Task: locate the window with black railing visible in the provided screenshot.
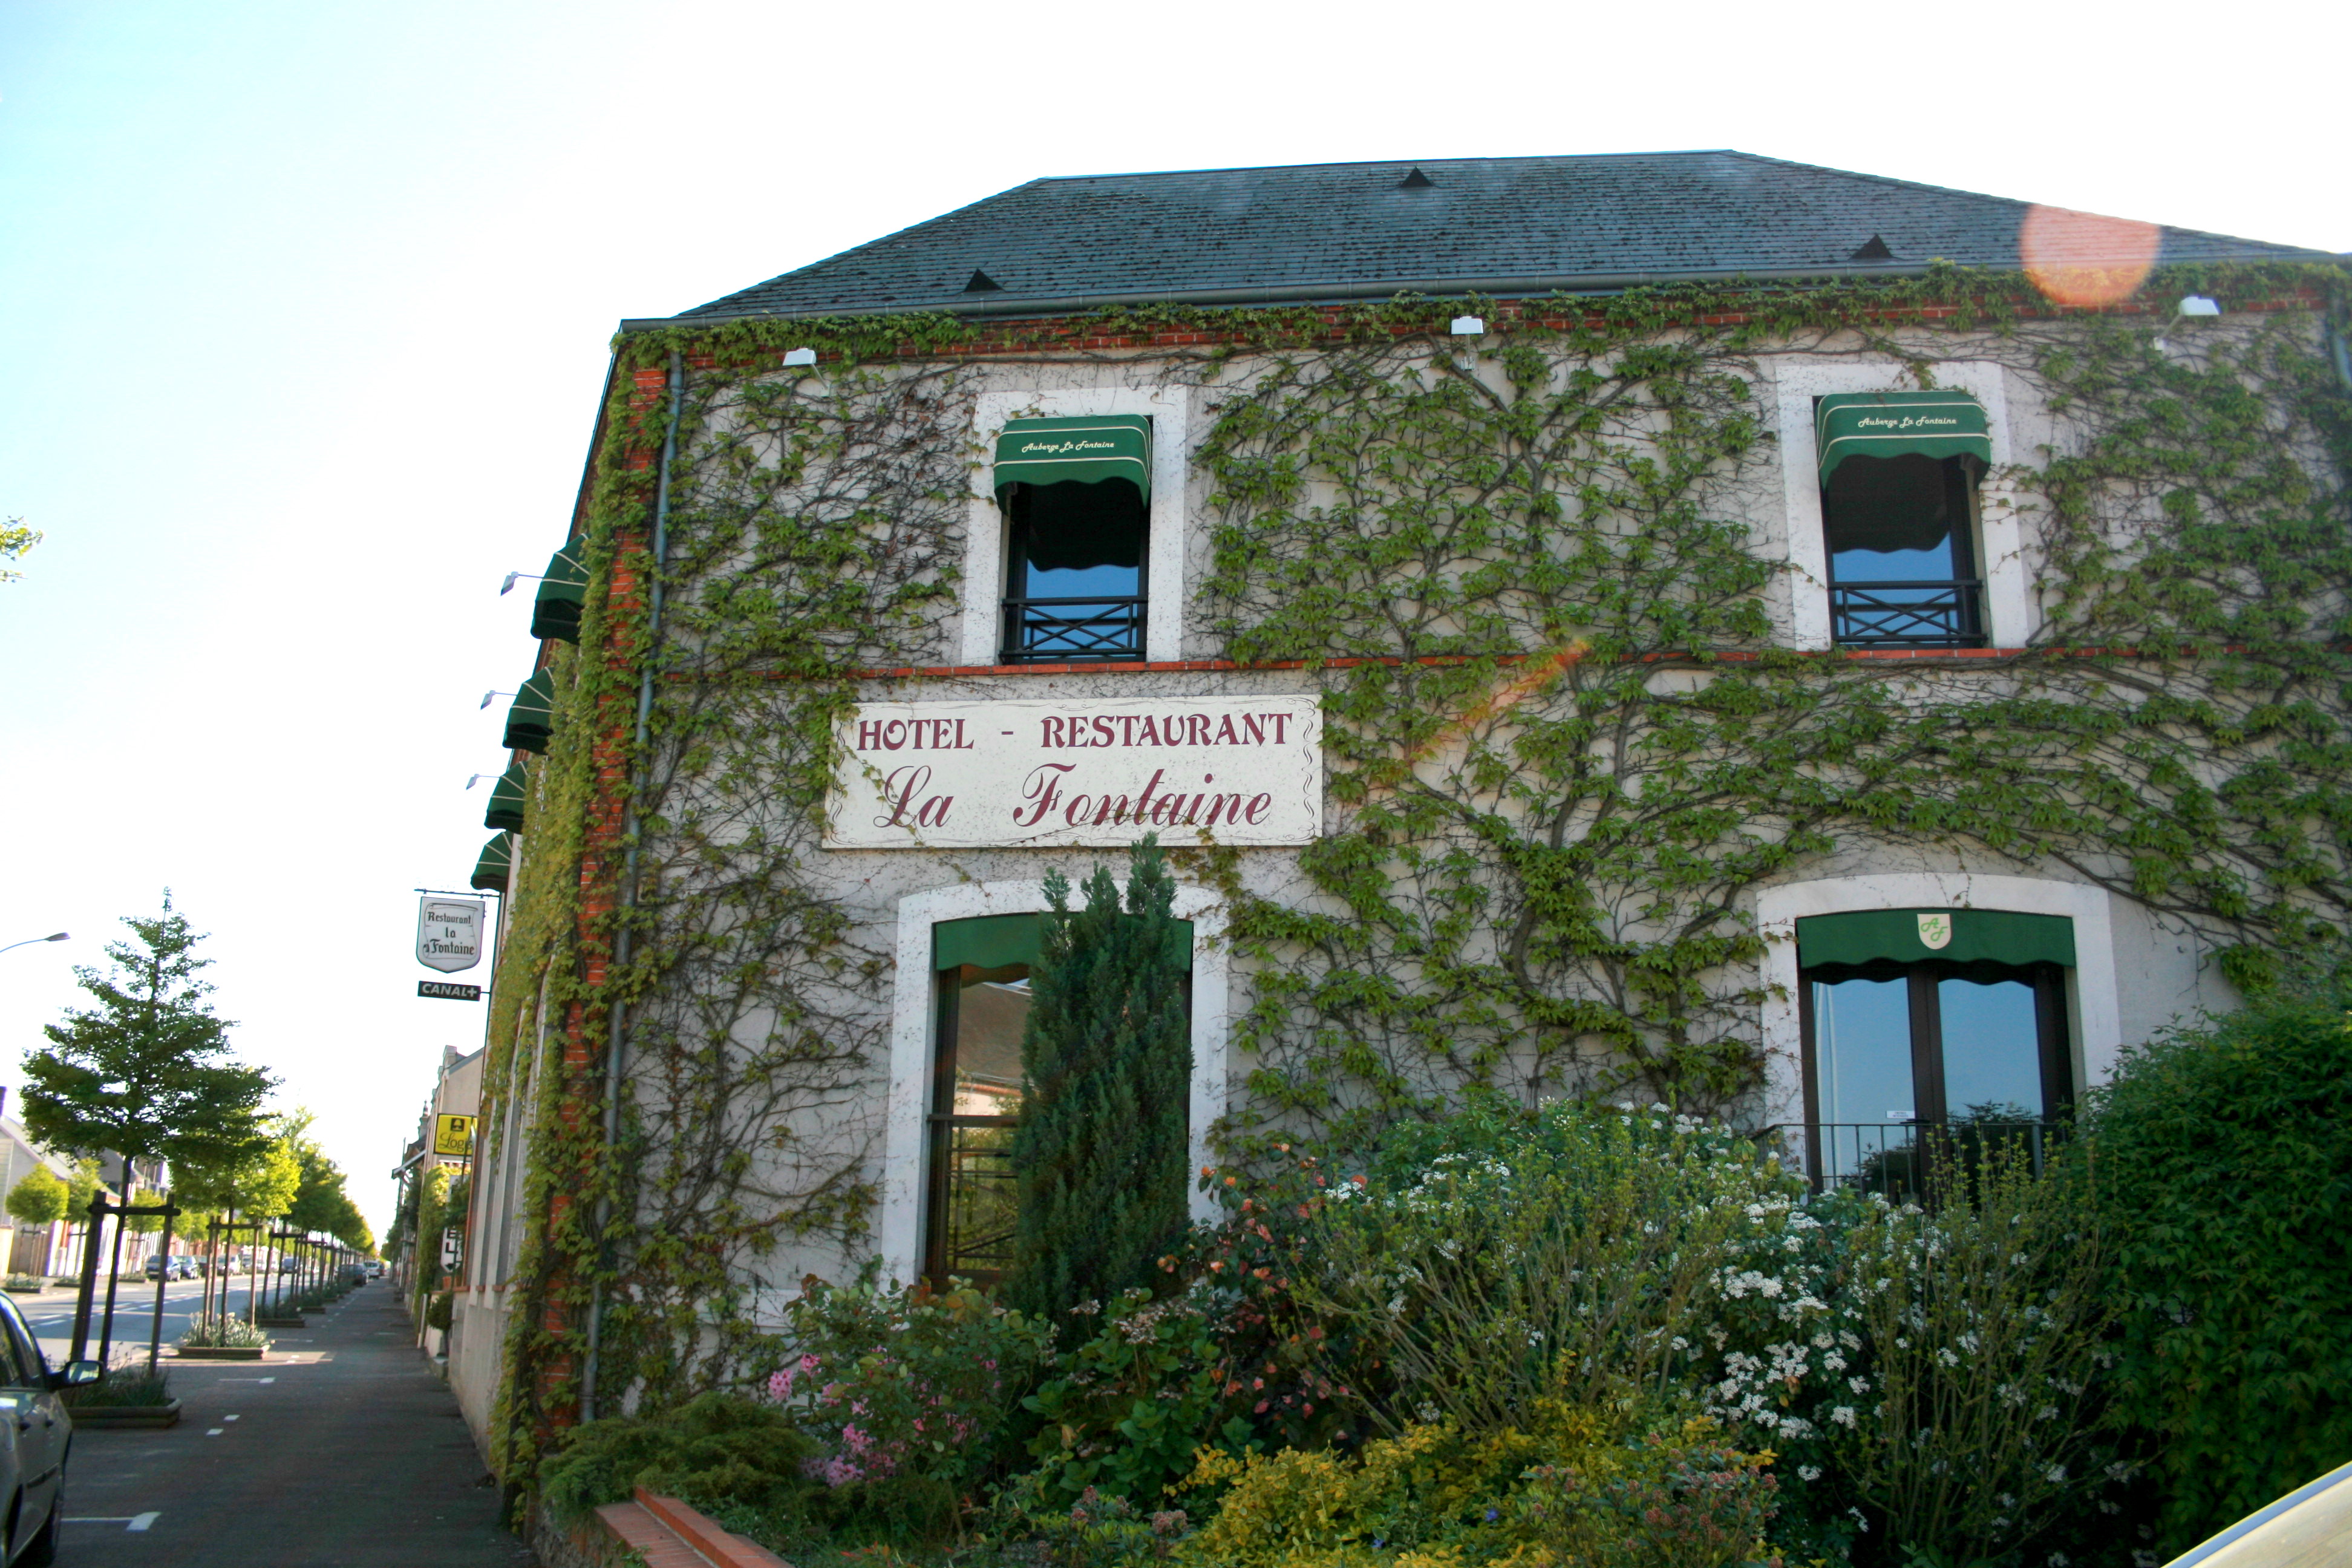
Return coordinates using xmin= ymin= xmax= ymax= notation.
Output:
xmin=1821 ymin=452 xmax=1987 ymax=648
xmin=999 ymin=479 xmax=1147 ymax=663
xmin=1797 ymin=955 xmax=2071 ymax=1195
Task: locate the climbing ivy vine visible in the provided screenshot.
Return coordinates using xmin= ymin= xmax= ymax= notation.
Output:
xmin=478 ymin=263 xmax=2351 ymax=1481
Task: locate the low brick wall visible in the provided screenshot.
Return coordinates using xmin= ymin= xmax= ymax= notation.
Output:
xmin=529 ymin=1489 xmax=792 ymax=1568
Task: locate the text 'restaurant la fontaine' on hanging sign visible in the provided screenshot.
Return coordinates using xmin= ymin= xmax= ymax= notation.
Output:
xmin=825 ymin=696 xmax=1322 ymax=849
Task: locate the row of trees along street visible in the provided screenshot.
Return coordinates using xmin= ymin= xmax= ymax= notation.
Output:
xmin=8 ymin=895 xmax=375 ymax=1371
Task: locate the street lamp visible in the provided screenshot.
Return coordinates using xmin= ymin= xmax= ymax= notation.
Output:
xmin=0 ymin=932 xmax=67 ymax=956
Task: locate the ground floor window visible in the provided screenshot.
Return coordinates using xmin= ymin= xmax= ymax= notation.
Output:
xmin=922 ymin=913 xmax=1190 ymax=1287
xmin=1796 ymin=909 xmax=2074 ymax=1193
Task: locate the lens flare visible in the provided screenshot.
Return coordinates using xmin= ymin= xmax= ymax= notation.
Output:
xmin=2017 ymin=205 xmax=2161 ymax=309
xmin=1404 ymin=639 xmax=1591 ymax=768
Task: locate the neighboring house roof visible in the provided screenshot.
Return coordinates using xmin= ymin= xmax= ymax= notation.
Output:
xmin=659 ymin=151 xmax=2332 ymax=324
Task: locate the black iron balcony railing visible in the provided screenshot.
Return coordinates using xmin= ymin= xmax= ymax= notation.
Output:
xmin=1765 ymin=1118 xmax=2068 ymax=1203
xmin=1001 ymin=595 xmax=1147 ymax=662
xmin=1829 ymin=580 xmax=1987 ymax=647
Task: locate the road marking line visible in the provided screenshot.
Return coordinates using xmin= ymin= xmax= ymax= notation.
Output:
xmin=206 ymin=1427 xmax=223 ymax=1436
xmin=224 ymin=1413 xmax=240 ymax=1420
xmin=131 ymin=1512 xmax=159 ymax=1532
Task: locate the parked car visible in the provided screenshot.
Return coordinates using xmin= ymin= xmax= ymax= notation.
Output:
xmin=142 ymin=1254 xmax=197 ymax=1281
xmin=278 ymin=1258 xmax=299 ymax=1275
xmin=365 ymin=1258 xmax=384 ymax=1278
xmin=341 ymin=1263 xmax=368 ymax=1286
xmin=0 ymin=1290 xmax=100 ymax=1564
xmin=2162 ymin=1457 xmax=2352 ymax=1565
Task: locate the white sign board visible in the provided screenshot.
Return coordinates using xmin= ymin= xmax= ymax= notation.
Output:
xmin=440 ymin=1224 xmax=464 ymax=1272
xmin=416 ymin=897 xmax=486 ymax=974
xmin=826 ymin=696 xmax=1322 ymax=849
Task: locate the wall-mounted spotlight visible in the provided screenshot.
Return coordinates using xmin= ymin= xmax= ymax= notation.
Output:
xmin=500 ymin=570 xmax=544 ymax=596
xmin=480 ymin=690 xmax=515 ymax=710
xmin=782 ymin=347 xmax=818 ymax=367
xmin=1449 ymin=316 xmax=1485 ymax=336
xmin=2154 ymin=295 xmax=2223 ymax=353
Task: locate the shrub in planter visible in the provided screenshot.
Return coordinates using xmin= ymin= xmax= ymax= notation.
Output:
xmin=179 ymin=1313 xmax=269 ymax=1350
xmin=426 ymin=1290 xmax=453 ymax=1331
xmin=541 ymin=1392 xmax=817 ymax=1523
xmin=63 ymin=1366 xmax=172 ymax=1410
xmin=2090 ymin=991 xmax=2352 ymax=1553
xmin=765 ymin=1273 xmax=1051 ymax=1535
xmin=2 ymin=1275 xmax=42 ymax=1292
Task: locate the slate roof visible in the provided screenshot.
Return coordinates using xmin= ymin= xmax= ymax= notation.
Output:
xmin=653 ymin=151 xmax=2331 ymax=325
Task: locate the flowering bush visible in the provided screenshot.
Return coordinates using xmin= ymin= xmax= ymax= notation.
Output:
xmin=1829 ymin=1160 xmax=2115 ymax=1560
xmin=766 ymin=1273 xmax=1051 ymax=1530
xmin=1298 ymin=1099 xmax=1809 ymax=1434
xmin=1018 ymin=1286 xmax=1260 ymax=1508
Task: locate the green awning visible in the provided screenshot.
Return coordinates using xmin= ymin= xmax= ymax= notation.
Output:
xmin=1797 ymin=909 xmax=2074 ymax=969
xmin=993 ymin=415 xmax=1152 ymax=501
xmin=470 ymin=832 xmax=513 ymax=894
xmin=532 ymin=537 xmax=589 ymax=643
xmin=483 ymin=761 xmax=529 ymax=833
xmin=933 ymin=912 xmax=1193 ymax=973
xmin=501 ymin=668 xmax=557 ymax=754
xmin=1815 ymin=391 xmax=1991 ymax=483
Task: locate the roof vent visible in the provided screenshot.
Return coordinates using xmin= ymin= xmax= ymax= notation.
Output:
xmin=1851 ymin=234 xmax=1896 ymax=261
xmin=1397 ymin=168 xmax=1434 ymax=189
xmin=964 ymin=269 xmax=1004 ymax=293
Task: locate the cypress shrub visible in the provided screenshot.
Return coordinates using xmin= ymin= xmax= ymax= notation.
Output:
xmin=1008 ymin=836 xmax=1192 ymax=1336
xmin=2089 ymin=991 xmax=2352 ymax=1552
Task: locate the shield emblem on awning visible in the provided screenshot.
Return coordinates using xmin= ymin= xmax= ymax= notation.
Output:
xmin=1917 ymin=912 xmax=1953 ymax=950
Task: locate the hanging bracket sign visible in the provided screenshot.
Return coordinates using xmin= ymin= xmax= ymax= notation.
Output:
xmin=826 ymin=696 xmax=1322 ymax=849
xmin=416 ymin=896 xmax=485 ymax=973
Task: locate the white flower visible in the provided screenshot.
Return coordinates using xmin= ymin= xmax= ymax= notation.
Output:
xmin=2045 ymin=1463 xmax=2068 ymax=1484
xmin=1831 ymin=1405 xmax=1858 ymax=1428
xmin=1848 ymin=1376 xmax=1870 ymax=1394
xmin=1824 ymin=1353 xmax=1849 ymax=1372
xmin=1798 ymin=1465 xmax=1822 ymax=1481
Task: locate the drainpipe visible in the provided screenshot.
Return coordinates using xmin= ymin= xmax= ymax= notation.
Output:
xmin=577 ymin=349 xmax=682 ymax=1423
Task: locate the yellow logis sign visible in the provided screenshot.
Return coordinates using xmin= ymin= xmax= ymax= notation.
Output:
xmin=433 ymin=1114 xmax=477 ymax=1157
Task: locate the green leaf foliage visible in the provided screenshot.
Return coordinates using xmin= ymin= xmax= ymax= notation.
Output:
xmin=21 ymin=893 xmax=273 ymax=1169
xmin=2089 ymin=991 xmax=2352 ymax=1552
xmin=1010 ymin=837 xmax=1195 ymax=1335
xmin=2 ymin=1165 xmax=68 ymax=1229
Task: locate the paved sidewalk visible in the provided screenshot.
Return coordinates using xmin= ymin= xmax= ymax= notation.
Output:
xmin=57 ymin=1285 xmax=535 ymax=1567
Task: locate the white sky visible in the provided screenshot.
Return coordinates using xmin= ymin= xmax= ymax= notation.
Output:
xmin=2 ymin=0 xmax=2344 ymax=1239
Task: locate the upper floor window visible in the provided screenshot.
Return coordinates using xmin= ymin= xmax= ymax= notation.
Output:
xmin=993 ymin=416 xmax=1152 ymax=663
xmin=1814 ymin=393 xmax=1993 ymax=648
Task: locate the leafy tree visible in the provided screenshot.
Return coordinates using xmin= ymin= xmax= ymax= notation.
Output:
xmin=62 ymin=1158 xmax=99 ymax=1218
xmin=21 ymin=894 xmax=273 ymax=1175
xmin=3 ymin=1166 xmax=68 ymax=1229
xmin=0 ymin=515 xmax=38 ymax=586
xmin=172 ymin=1133 xmax=301 ymax=1221
xmin=1008 ymin=837 xmax=1192 ymax=1334
xmin=2091 ymin=990 xmax=2352 ymax=1552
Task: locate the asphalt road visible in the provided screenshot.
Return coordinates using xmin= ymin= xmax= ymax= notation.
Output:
xmin=19 ymin=1276 xmax=238 ymax=1367
xmin=53 ymin=1284 xmax=535 ymax=1567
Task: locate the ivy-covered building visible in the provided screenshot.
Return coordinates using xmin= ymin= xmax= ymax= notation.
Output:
xmin=442 ymin=152 xmax=2350 ymax=1463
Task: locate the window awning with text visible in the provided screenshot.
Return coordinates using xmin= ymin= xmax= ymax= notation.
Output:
xmin=1815 ymin=391 xmax=1992 ymax=483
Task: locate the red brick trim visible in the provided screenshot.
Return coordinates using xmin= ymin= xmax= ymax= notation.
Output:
xmin=659 ymin=644 xmax=2278 ymax=685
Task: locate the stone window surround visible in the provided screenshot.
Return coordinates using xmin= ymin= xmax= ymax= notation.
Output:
xmin=959 ymin=389 xmax=1192 ymax=667
xmin=1751 ymin=872 xmax=2122 ymax=1138
xmin=1770 ymin=359 xmax=2029 ymax=650
xmin=880 ymin=878 xmax=1230 ymax=1285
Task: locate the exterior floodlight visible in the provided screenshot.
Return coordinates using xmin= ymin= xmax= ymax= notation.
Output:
xmin=480 ymin=690 xmax=515 ymax=710
xmin=1449 ymin=316 xmax=1485 ymax=336
xmin=782 ymin=347 xmax=818 ymax=367
xmin=2178 ymin=295 xmax=2222 ymax=318
xmin=501 ymin=570 xmax=544 ymax=596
